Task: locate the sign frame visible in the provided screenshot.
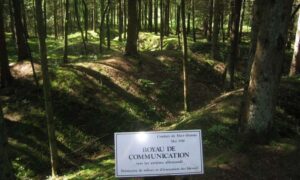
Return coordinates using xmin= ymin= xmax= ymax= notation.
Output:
xmin=114 ymin=129 xmax=204 ymax=178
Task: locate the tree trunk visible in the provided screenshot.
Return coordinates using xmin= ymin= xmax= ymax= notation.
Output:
xmin=207 ymin=0 xmax=213 ymax=41
xmin=0 ymin=102 xmax=15 ymax=180
xmin=12 ymin=0 xmax=32 ymax=62
xmin=106 ymin=0 xmax=111 ymax=50
xmin=148 ymin=0 xmax=153 ymax=32
xmin=0 ymin=0 xmax=13 ymax=88
xmin=21 ymin=0 xmax=29 ymax=38
xmin=125 ymin=0 xmax=138 ymax=56
xmin=164 ymin=0 xmax=170 ymax=36
xmin=192 ymin=0 xmax=196 ymax=42
xmin=290 ymin=11 xmax=300 ymax=76
xmin=176 ymin=4 xmax=180 ymax=35
xmin=43 ymin=0 xmax=47 ymax=36
xmin=211 ymin=0 xmax=221 ymax=59
xmin=118 ymin=0 xmax=123 ymax=41
xmin=240 ymin=0 xmax=293 ymax=140
xmin=239 ymin=0 xmax=246 ymax=42
xmin=181 ymin=0 xmax=189 ymax=112
xmin=63 ymin=0 xmax=70 ymax=63
xmin=74 ymin=0 xmax=87 ymax=55
xmin=160 ymin=0 xmax=164 ymax=50
xmin=82 ymin=0 xmax=88 ymax=42
xmin=154 ymin=0 xmax=158 ymax=34
xmin=8 ymin=0 xmax=16 ymax=41
xmin=35 ymin=0 xmax=59 ymax=176
xmin=224 ymin=0 xmax=242 ymax=90
xmin=53 ymin=0 xmax=58 ymax=38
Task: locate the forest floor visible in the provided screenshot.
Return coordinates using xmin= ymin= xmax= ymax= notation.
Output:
xmin=1 ymin=31 xmax=300 ymax=179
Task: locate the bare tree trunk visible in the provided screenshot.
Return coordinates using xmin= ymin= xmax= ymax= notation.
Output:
xmin=63 ymin=0 xmax=70 ymax=63
xmin=239 ymin=0 xmax=246 ymax=42
xmin=12 ymin=0 xmax=32 ymax=62
xmin=192 ymin=0 xmax=196 ymax=42
xmin=240 ymin=0 xmax=293 ymax=140
xmin=290 ymin=11 xmax=300 ymax=76
xmin=125 ymin=0 xmax=138 ymax=56
xmin=154 ymin=0 xmax=158 ymax=34
xmin=148 ymin=0 xmax=153 ymax=32
xmin=74 ymin=0 xmax=87 ymax=55
xmin=211 ymin=0 xmax=221 ymax=59
xmin=53 ymin=0 xmax=58 ymax=39
xmin=106 ymin=0 xmax=111 ymax=50
xmin=119 ymin=0 xmax=123 ymax=41
xmin=0 ymin=0 xmax=13 ymax=88
xmin=224 ymin=0 xmax=242 ymax=90
xmin=208 ymin=0 xmax=213 ymax=41
xmin=164 ymin=0 xmax=170 ymax=36
xmin=82 ymin=0 xmax=88 ymax=42
xmin=160 ymin=0 xmax=164 ymax=50
xmin=181 ymin=0 xmax=189 ymax=112
xmin=35 ymin=0 xmax=59 ymax=176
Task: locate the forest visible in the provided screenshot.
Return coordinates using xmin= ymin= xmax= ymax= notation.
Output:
xmin=0 ymin=0 xmax=300 ymax=179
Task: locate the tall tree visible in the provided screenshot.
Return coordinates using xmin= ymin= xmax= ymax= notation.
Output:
xmin=118 ymin=0 xmax=123 ymax=41
xmin=211 ymin=0 xmax=221 ymax=59
xmin=160 ymin=0 xmax=164 ymax=50
xmin=148 ymin=0 xmax=153 ymax=31
xmin=53 ymin=0 xmax=58 ymax=38
xmin=0 ymin=0 xmax=13 ymax=87
xmin=125 ymin=0 xmax=138 ymax=55
xmin=63 ymin=0 xmax=70 ymax=63
xmin=12 ymin=0 xmax=32 ymax=61
xmin=290 ymin=11 xmax=300 ymax=76
xmin=224 ymin=0 xmax=242 ymax=90
xmin=35 ymin=0 xmax=59 ymax=177
xmin=74 ymin=0 xmax=87 ymax=55
xmin=0 ymin=102 xmax=15 ymax=180
xmin=207 ymin=0 xmax=214 ymax=41
xmin=240 ymin=0 xmax=293 ymax=140
xmin=154 ymin=0 xmax=158 ymax=34
xmin=164 ymin=0 xmax=170 ymax=35
xmin=106 ymin=0 xmax=111 ymax=50
xmin=192 ymin=0 xmax=196 ymax=42
xmin=181 ymin=0 xmax=189 ymax=112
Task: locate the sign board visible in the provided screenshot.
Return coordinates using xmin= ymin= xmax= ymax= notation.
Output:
xmin=114 ymin=130 xmax=204 ymax=178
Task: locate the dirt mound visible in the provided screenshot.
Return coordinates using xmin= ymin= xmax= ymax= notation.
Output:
xmin=11 ymin=61 xmax=41 ymax=79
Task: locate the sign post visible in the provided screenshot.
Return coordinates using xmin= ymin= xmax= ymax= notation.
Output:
xmin=114 ymin=130 xmax=204 ymax=178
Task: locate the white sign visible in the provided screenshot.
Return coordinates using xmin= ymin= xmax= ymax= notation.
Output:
xmin=114 ymin=130 xmax=204 ymax=178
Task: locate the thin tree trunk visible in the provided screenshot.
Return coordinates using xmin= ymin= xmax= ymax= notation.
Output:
xmin=239 ymin=0 xmax=245 ymax=42
xmin=74 ymin=0 xmax=87 ymax=55
xmin=106 ymin=0 xmax=111 ymax=50
xmin=290 ymin=11 xmax=300 ymax=76
xmin=124 ymin=0 xmax=127 ymax=39
xmin=192 ymin=0 xmax=196 ymax=42
xmin=119 ymin=0 xmax=123 ymax=41
xmin=181 ymin=0 xmax=189 ymax=112
xmin=154 ymin=0 xmax=158 ymax=34
xmin=99 ymin=1 xmax=108 ymax=52
xmin=21 ymin=0 xmax=29 ymax=38
xmin=82 ymin=0 xmax=88 ymax=41
xmin=8 ymin=0 xmax=16 ymax=41
xmin=224 ymin=0 xmax=242 ymax=90
xmin=53 ymin=0 xmax=58 ymax=38
xmin=35 ymin=0 xmax=59 ymax=176
xmin=164 ymin=0 xmax=170 ymax=36
xmin=148 ymin=0 xmax=153 ymax=32
xmin=211 ymin=0 xmax=221 ymax=59
xmin=160 ymin=0 xmax=164 ymax=50
xmin=0 ymin=0 xmax=13 ymax=87
xmin=208 ymin=0 xmax=213 ymax=41
xmin=63 ymin=0 xmax=70 ymax=63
